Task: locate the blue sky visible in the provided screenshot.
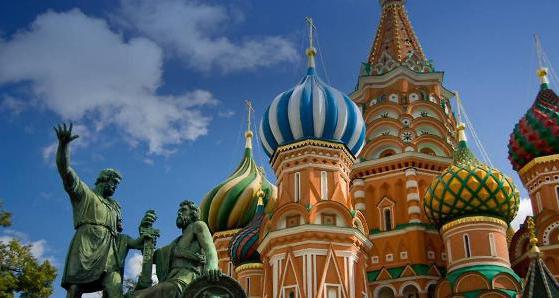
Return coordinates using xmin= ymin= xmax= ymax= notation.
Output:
xmin=1 ymin=1 xmax=558 ymax=296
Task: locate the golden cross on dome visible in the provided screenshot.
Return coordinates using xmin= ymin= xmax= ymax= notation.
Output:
xmin=244 ymin=99 xmax=254 ymax=132
xmin=305 ymin=17 xmax=316 ymax=49
xmin=305 ymin=17 xmax=317 ymax=68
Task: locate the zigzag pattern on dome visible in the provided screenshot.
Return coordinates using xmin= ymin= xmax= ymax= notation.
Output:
xmin=508 ymin=78 xmax=559 ymax=171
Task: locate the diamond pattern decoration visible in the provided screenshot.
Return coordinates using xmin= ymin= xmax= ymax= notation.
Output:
xmin=424 ymin=141 xmax=520 ymax=227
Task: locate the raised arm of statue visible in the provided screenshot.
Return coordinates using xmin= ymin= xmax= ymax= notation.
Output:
xmin=54 ymin=123 xmax=82 ymax=201
xmin=193 ymin=221 xmax=221 ymax=281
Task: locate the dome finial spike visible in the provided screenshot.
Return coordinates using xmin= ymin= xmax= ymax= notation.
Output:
xmin=305 ymin=17 xmax=317 ymax=69
xmin=244 ymin=99 xmax=254 ymax=148
xmin=534 ymin=34 xmax=550 ymax=90
xmin=457 ymin=122 xmax=467 ymax=142
xmin=527 ymin=216 xmax=542 ymax=258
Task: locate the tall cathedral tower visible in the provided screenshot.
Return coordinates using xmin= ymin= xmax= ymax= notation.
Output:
xmin=508 ymin=66 xmax=559 ymax=277
xmin=257 ymin=18 xmax=372 ymax=298
xmin=349 ymin=0 xmax=457 ymax=295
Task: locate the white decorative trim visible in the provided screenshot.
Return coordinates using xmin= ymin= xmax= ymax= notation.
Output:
xmin=405 ymin=168 xmax=417 ymax=176
xmin=258 ymin=225 xmax=373 ymax=253
xmin=400 ymin=251 xmax=408 ymax=260
xmin=406 ymin=180 xmax=418 ymax=188
xmin=408 ymin=206 xmax=421 ymax=214
xmin=543 ymin=221 xmax=559 ymax=245
xmin=353 ymin=179 xmax=365 ymax=186
xmin=398 ymin=281 xmax=423 ymax=295
xmin=354 ymin=190 xmax=365 ymax=198
xmin=407 ymin=193 xmax=420 ymax=201
xmin=355 ymin=203 xmax=366 ymax=211
xmin=409 ymin=219 xmax=422 ymax=223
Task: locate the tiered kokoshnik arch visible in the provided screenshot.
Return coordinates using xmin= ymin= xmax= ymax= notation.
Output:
xmin=349 ymin=0 xmax=457 ymax=296
xmin=425 ymin=124 xmax=522 ymax=297
xmin=508 ymin=66 xmax=559 ymax=279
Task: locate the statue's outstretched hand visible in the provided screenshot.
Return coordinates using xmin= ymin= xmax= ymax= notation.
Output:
xmin=54 ymin=123 xmax=79 ymax=145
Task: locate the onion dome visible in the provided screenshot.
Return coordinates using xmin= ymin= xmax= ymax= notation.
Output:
xmin=424 ymin=124 xmax=520 ymax=227
xmin=200 ymin=118 xmax=278 ymax=233
xmin=523 ymin=217 xmax=559 ymax=298
xmin=508 ymin=68 xmax=559 ymax=171
xmin=259 ymin=25 xmax=365 ymax=158
xmin=229 ymin=191 xmax=266 ymax=266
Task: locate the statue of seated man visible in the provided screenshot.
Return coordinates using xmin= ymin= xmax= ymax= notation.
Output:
xmin=133 ymin=200 xmax=221 ymax=298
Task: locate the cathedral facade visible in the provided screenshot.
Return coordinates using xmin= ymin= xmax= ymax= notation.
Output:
xmin=200 ymin=0 xmax=559 ymax=297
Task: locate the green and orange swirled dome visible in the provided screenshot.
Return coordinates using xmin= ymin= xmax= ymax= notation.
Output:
xmin=200 ymin=130 xmax=277 ymax=233
xmin=508 ymin=68 xmax=559 ymax=171
xmin=424 ymin=124 xmax=520 ymax=227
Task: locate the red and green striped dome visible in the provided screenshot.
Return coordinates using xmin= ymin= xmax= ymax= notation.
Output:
xmin=229 ymin=194 xmax=265 ymax=266
xmin=508 ymin=84 xmax=559 ymax=171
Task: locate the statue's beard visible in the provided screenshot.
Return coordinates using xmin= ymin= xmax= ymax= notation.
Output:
xmin=176 ymin=215 xmax=192 ymax=229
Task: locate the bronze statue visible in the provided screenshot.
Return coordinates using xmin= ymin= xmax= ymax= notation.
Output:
xmin=55 ymin=123 xmax=156 ymax=298
xmin=132 ymin=200 xmax=221 ymax=298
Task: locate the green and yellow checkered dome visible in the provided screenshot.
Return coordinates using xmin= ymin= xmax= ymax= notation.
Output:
xmin=424 ymin=124 xmax=520 ymax=227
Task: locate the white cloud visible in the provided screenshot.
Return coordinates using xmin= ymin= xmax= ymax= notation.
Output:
xmin=510 ymin=198 xmax=533 ymax=230
xmin=0 ymin=230 xmax=51 ymax=261
xmin=116 ymin=0 xmax=298 ymax=72
xmin=126 ymin=252 xmax=144 ymax=279
xmin=0 ymin=9 xmax=217 ymax=155
xmin=0 ymin=96 xmax=26 ymax=115
xmin=218 ymin=110 xmax=236 ymax=118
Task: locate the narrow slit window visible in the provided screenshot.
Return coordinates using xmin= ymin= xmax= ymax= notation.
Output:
xmin=294 ymin=172 xmax=301 ymax=202
xmin=556 ymin=186 xmax=559 ymax=209
xmin=384 ymin=208 xmax=393 ymax=231
xmin=489 ymin=233 xmax=497 ymax=256
xmin=464 ymin=234 xmax=471 ymax=258
xmin=246 ymin=278 xmax=250 ymax=296
xmin=536 ymin=192 xmax=543 ymax=213
xmin=321 ymin=171 xmax=328 ymax=200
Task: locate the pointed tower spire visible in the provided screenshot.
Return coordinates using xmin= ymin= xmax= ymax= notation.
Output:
xmin=368 ymin=0 xmax=431 ymax=74
xmin=522 ymin=217 xmax=559 ymax=297
xmin=244 ymin=99 xmax=254 ymax=149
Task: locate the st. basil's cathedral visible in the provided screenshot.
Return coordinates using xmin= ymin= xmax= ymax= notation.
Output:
xmin=199 ymin=0 xmax=559 ymax=297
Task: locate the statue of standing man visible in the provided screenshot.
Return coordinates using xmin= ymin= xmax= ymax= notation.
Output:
xmin=55 ymin=123 xmax=156 ymax=298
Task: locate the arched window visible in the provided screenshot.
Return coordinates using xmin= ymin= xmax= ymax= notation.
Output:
xmin=294 ymin=172 xmax=301 ymax=202
xmin=320 ymin=171 xmax=328 ymax=200
xmin=420 ymin=147 xmax=436 ymax=156
xmin=378 ymin=287 xmax=395 ymax=298
xmin=402 ymin=285 xmax=419 ymax=298
xmin=464 ymin=234 xmax=471 ymax=258
xmin=380 ymin=149 xmax=396 ymax=158
xmin=427 ymin=284 xmax=436 ymax=298
xmin=384 ymin=208 xmax=393 ymax=231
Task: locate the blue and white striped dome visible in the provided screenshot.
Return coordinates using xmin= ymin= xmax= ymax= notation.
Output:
xmin=259 ymin=67 xmax=366 ymax=157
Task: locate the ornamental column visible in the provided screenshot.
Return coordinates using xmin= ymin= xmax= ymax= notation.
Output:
xmin=405 ymin=168 xmax=421 ymax=223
